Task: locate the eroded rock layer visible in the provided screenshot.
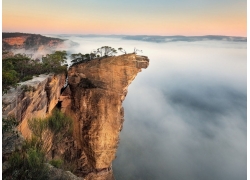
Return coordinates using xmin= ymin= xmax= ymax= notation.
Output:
xmin=2 ymin=33 xmax=64 ymax=51
xmin=2 ymin=74 xmax=66 ymax=138
xmin=62 ymin=54 xmax=149 ymax=177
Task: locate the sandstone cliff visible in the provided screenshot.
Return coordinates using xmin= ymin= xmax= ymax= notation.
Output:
xmin=2 ymin=74 xmax=66 ymax=138
xmin=2 ymin=32 xmax=64 ymax=52
xmin=2 ymin=33 xmax=69 ymax=58
xmin=60 ymin=53 xmax=149 ymax=178
xmin=2 ymin=53 xmax=149 ymax=179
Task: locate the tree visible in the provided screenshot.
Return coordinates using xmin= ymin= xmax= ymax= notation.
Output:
xmin=134 ymin=47 xmax=143 ymax=54
xmin=71 ymin=53 xmax=86 ymax=62
xmin=42 ymin=51 xmax=67 ymax=73
xmin=96 ymin=46 xmax=117 ymax=57
xmin=118 ymin=47 xmax=126 ymax=54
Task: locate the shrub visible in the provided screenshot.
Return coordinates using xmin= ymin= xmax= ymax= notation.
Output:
xmin=28 ymin=118 xmax=48 ymax=139
xmin=47 ymin=109 xmax=73 ymax=136
xmin=21 ymin=85 xmax=35 ymax=92
xmin=49 ymin=158 xmax=63 ymax=168
xmin=21 ymin=75 xmax=33 ymax=82
xmin=3 ymin=138 xmax=49 ymax=180
xmin=22 ymin=136 xmax=42 ymax=152
xmin=2 ymin=116 xmax=18 ymax=134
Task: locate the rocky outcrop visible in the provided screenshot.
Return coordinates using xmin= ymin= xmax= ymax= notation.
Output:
xmin=61 ymin=54 xmax=149 ymax=178
xmin=2 ymin=33 xmax=64 ymax=52
xmin=2 ymin=74 xmax=66 ymax=138
xmin=46 ymin=163 xmax=83 ymax=180
xmin=2 ymin=53 xmax=149 ymax=179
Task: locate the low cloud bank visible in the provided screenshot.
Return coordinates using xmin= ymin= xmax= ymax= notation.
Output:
xmin=36 ymin=35 xmax=247 ymax=180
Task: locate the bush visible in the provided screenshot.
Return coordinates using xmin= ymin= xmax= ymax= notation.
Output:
xmin=28 ymin=118 xmax=48 ymax=138
xmin=49 ymin=159 xmax=63 ymax=168
xmin=47 ymin=109 xmax=73 ymax=135
xmin=21 ymin=85 xmax=35 ymax=92
xmin=3 ymin=138 xmax=49 ymax=180
xmin=2 ymin=51 xmax=68 ymax=93
xmin=21 ymin=75 xmax=33 ymax=82
xmin=2 ymin=116 xmax=18 ymax=134
xmin=22 ymin=136 xmax=42 ymax=152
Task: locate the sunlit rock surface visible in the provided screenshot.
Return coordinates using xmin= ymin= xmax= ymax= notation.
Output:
xmin=2 ymin=74 xmax=66 ymax=138
xmin=61 ymin=53 xmax=149 ymax=178
xmin=2 ymin=33 xmax=64 ymax=52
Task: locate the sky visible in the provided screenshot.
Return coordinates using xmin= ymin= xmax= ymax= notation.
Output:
xmin=2 ymin=0 xmax=247 ymax=36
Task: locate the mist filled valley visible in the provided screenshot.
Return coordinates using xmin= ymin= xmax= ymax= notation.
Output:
xmin=49 ymin=35 xmax=246 ymax=180
xmin=2 ymin=0 xmax=247 ymax=179
xmin=3 ymin=34 xmax=246 ymax=180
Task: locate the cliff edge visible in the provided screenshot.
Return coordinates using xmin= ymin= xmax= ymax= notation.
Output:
xmin=2 ymin=74 xmax=66 ymax=138
xmin=61 ymin=53 xmax=149 ymax=178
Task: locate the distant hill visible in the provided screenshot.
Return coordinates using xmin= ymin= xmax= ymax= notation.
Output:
xmin=2 ymin=32 xmax=65 ymax=51
xmin=122 ymin=35 xmax=247 ymax=43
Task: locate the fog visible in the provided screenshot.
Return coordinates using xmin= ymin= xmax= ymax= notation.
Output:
xmin=46 ymin=35 xmax=247 ymax=180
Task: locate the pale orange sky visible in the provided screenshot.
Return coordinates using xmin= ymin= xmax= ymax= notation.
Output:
xmin=2 ymin=0 xmax=247 ymax=36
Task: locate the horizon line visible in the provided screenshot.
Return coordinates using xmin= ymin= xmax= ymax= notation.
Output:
xmin=2 ymin=32 xmax=247 ymax=38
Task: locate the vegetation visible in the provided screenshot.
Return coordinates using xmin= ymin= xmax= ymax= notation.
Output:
xmin=3 ymin=109 xmax=74 ymax=180
xmin=42 ymin=51 xmax=67 ymax=73
xmin=3 ymin=137 xmax=49 ymax=180
xmin=27 ymin=109 xmax=73 ymax=146
xmin=2 ymin=51 xmax=67 ymax=94
xmin=47 ymin=109 xmax=73 ymax=136
xmin=28 ymin=118 xmax=48 ymax=140
xmin=49 ymin=159 xmax=63 ymax=168
xmin=118 ymin=47 xmax=126 ymax=54
xmin=70 ymin=46 xmax=119 ymax=65
xmin=2 ymin=116 xmax=18 ymax=134
xmin=96 ymin=46 xmax=117 ymax=57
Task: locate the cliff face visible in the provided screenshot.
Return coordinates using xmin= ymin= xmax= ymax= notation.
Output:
xmin=2 ymin=33 xmax=64 ymax=52
xmin=2 ymin=74 xmax=66 ymax=138
xmin=61 ymin=54 xmax=149 ymax=177
xmin=2 ymin=53 xmax=149 ymax=179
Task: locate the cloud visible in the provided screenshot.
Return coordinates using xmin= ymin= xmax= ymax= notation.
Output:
xmin=122 ymin=35 xmax=247 ymax=43
xmin=14 ymin=35 xmax=246 ymax=180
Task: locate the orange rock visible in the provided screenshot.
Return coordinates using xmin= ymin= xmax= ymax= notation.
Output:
xmin=62 ymin=53 xmax=149 ymax=176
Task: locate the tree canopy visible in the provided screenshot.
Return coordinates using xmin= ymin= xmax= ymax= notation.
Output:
xmin=2 ymin=51 xmax=68 ymax=93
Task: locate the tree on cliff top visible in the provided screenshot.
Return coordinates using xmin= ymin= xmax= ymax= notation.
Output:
xmin=71 ymin=52 xmax=96 ymax=64
xmin=2 ymin=51 xmax=68 ymax=93
xmin=96 ymin=46 xmax=117 ymax=57
xmin=118 ymin=47 xmax=126 ymax=54
xmin=42 ymin=51 xmax=67 ymax=73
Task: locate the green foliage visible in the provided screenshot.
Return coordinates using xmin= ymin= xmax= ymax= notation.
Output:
xmin=70 ymin=46 xmax=118 ymax=66
xmin=70 ymin=52 xmax=95 ymax=65
xmin=21 ymin=75 xmax=33 ymax=82
xmin=2 ymin=51 xmax=67 ymax=93
xmin=2 ymin=116 xmax=18 ymax=134
xmin=42 ymin=51 xmax=67 ymax=73
xmin=21 ymin=85 xmax=35 ymax=92
xmin=22 ymin=136 xmax=42 ymax=151
xmin=49 ymin=159 xmax=63 ymax=168
xmin=97 ymin=46 xmax=117 ymax=57
xmin=28 ymin=118 xmax=48 ymax=139
xmin=47 ymin=109 xmax=73 ymax=135
xmin=3 ymin=110 xmax=74 ymax=180
xmin=118 ymin=47 xmax=126 ymax=54
xmin=3 ymin=138 xmax=49 ymax=180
